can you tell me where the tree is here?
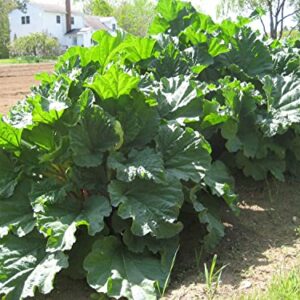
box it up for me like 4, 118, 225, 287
9, 32, 61, 57
218, 0, 300, 39
0, 0, 28, 58
79, 0, 155, 36
83, 0, 113, 16
111, 0, 155, 36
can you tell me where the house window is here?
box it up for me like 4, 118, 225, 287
56, 15, 61, 24
21, 16, 30, 24
72, 36, 77, 45
112, 24, 116, 31
71, 17, 74, 25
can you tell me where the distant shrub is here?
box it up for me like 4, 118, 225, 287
9, 32, 61, 58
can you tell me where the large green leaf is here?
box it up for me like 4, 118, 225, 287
84, 236, 166, 299
123, 36, 156, 63
108, 147, 165, 183
224, 28, 273, 77
149, 0, 191, 34
204, 161, 237, 209
219, 79, 261, 158
108, 179, 184, 238
0, 151, 21, 198
184, 46, 214, 74
190, 187, 225, 251
0, 117, 22, 151
90, 31, 126, 71
156, 124, 211, 181
259, 75, 300, 136
0, 181, 34, 239
153, 76, 201, 119
0, 233, 68, 300
87, 66, 140, 100
99, 94, 160, 148
236, 152, 286, 181
33, 194, 111, 252
69, 106, 123, 167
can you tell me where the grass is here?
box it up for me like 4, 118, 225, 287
0, 56, 56, 64
204, 254, 227, 300
239, 267, 300, 300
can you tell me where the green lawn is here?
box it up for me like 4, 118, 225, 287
0, 57, 56, 64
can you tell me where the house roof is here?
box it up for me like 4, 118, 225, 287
30, 1, 82, 15
84, 16, 110, 31
66, 26, 97, 35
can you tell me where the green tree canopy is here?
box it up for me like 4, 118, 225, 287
80, 0, 155, 36
83, 0, 113, 16
0, 0, 26, 58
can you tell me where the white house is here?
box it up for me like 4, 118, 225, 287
9, 0, 117, 49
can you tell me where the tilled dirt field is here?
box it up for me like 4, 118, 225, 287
0, 63, 54, 114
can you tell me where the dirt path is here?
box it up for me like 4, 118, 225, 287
0, 63, 54, 114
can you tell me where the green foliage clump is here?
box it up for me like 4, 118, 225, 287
0, 0, 300, 299
9, 32, 61, 58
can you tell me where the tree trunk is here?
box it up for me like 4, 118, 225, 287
66, 0, 72, 33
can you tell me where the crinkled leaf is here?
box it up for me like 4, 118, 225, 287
260, 75, 300, 136
225, 28, 273, 77
84, 236, 166, 299
69, 106, 123, 167
0, 117, 22, 151
124, 36, 156, 63
108, 147, 165, 183
184, 46, 214, 74
0, 233, 68, 300
157, 124, 211, 181
204, 161, 237, 210
0, 150, 21, 198
149, 0, 191, 34
99, 94, 160, 148
190, 189, 225, 251
91, 31, 126, 71
0, 181, 34, 239
108, 179, 184, 238
236, 152, 286, 181
33, 195, 111, 252
87, 66, 140, 100
153, 76, 201, 119
123, 229, 179, 255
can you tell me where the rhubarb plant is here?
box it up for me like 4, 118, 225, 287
1, 0, 300, 299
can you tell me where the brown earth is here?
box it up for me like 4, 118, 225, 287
0, 63, 54, 114
164, 177, 300, 299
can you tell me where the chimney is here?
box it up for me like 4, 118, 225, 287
66, 0, 72, 32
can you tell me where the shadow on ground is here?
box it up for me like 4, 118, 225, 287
165, 177, 300, 299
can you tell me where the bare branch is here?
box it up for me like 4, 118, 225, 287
279, 2, 284, 39
275, 0, 285, 18
278, 8, 300, 23
287, 24, 299, 37
259, 16, 268, 36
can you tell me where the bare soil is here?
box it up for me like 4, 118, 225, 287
0, 63, 54, 114
165, 177, 300, 300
